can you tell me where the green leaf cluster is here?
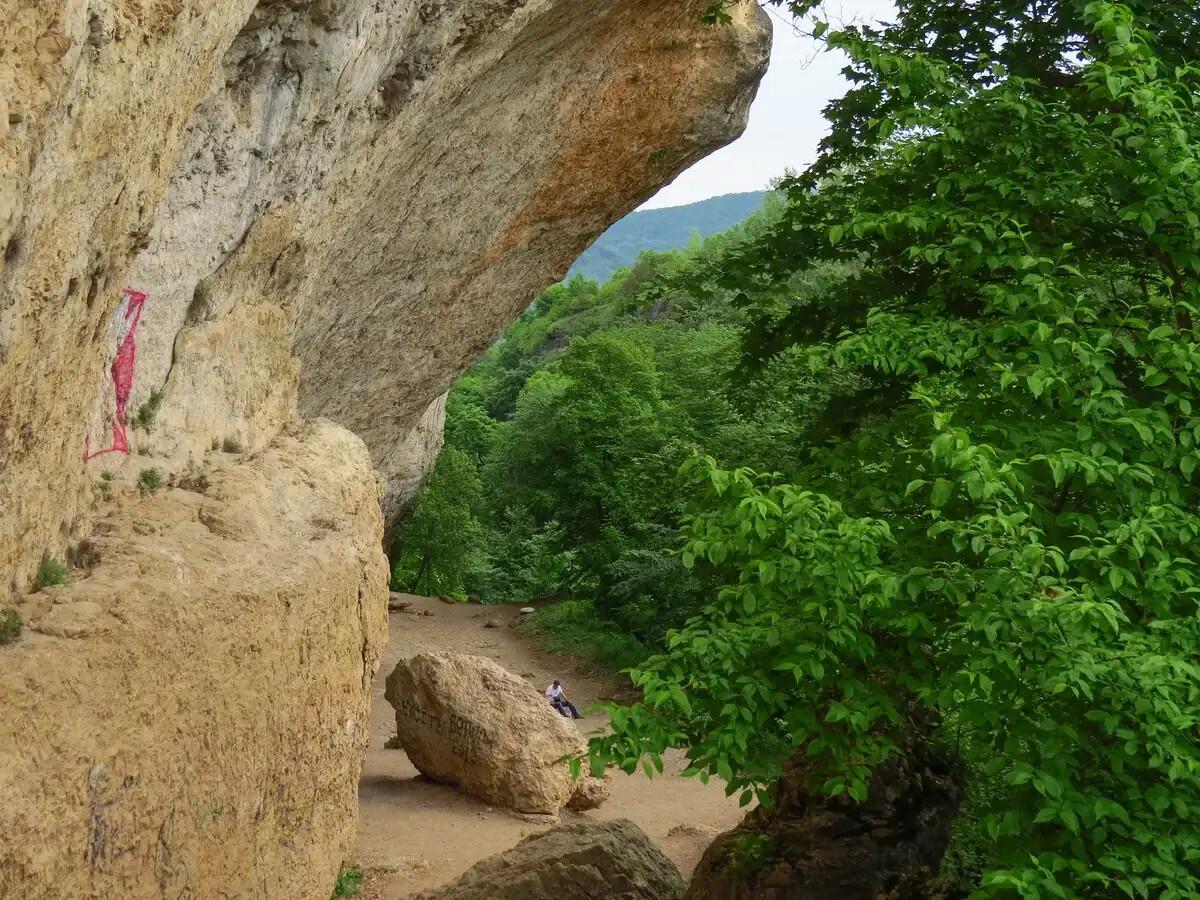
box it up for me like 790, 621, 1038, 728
590, 2, 1200, 896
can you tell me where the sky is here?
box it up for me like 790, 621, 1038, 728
642, 0, 897, 210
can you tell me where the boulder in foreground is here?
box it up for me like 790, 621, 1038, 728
411, 819, 686, 900
0, 423, 387, 899
566, 774, 612, 811
683, 747, 963, 900
384, 652, 588, 814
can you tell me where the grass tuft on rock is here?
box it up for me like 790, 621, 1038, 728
33, 553, 69, 591
330, 864, 363, 898
138, 467, 164, 495
0, 609, 23, 645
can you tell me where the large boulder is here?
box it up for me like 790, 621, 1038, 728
0, 422, 388, 899
683, 746, 963, 900
384, 652, 587, 814
412, 819, 686, 900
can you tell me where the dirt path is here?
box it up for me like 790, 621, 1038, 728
353, 594, 743, 898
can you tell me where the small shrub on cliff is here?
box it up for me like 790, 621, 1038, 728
32, 553, 69, 591
138, 468, 163, 495
132, 389, 163, 431
0, 609, 23, 645
330, 865, 362, 898
221, 436, 243, 454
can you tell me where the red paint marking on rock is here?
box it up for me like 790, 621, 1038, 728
84, 288, 148, 461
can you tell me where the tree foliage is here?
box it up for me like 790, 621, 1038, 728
393, 2, 1200, 891
390, 446, 482, 596
592, 2, 1200, 896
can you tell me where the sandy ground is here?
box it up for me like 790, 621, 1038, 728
352, 594, 743, 898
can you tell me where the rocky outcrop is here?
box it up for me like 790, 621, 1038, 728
0, 421, 388, 899
683, 747, 964, 900
380, 393, 448, 522
0, 1, 768, 895
385, 652, 591, 814
411, 819, 687, 900
0, 0, 770, 584
566, 773, 613, 811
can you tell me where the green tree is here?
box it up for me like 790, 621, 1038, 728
405, 197, 833, 632
390, 447, 482, 595
594, 2, 1200, 896
498, 331, 669, 579
442, 391, 494, 465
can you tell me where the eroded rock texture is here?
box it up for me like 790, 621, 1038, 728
683, 748, 964, 900
412, 819, 687, 900
0, 1, 768, 895
0, 422, 389, 899
0, 0, 770, 586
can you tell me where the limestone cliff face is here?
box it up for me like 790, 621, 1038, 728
0, 0, 768, 896
0, 422, 389, 899
381, 392, 448, 521
0, 0, 770, 583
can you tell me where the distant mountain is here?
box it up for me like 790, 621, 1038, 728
568, 190, 768, 282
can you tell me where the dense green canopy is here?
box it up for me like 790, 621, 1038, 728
595, 1, 1200, 896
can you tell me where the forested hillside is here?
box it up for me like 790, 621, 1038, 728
393, 1, 1200, 896
393, 193, 816, 655
568, 190, 768, 281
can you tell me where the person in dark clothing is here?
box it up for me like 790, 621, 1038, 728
544, 679, 581, 719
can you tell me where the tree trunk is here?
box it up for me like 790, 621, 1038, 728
414, 552, 433, 593
684, 742, 965, 900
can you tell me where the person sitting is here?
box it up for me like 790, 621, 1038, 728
544, 679, 581, 719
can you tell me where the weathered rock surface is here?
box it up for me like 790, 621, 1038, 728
385, 652, 588, 814
0, 0, 770, 583
0, 0, 768, 895
683, 747, 963, 900
411, 819, 687, 900
0, 421, 388, 899
380, 394, 448, 522
566, 773, 613, 811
